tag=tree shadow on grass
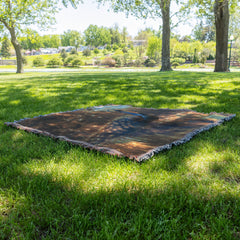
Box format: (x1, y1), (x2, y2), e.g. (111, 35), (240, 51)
(0, 72), (190, 122)
(1, 139), (240, 239)
(1, 125), (239, 239)
(1, 71), (239, 170)
(1, 71), (239, 150)
(0, 71), (213, 119)
(0, 71), (240, 239)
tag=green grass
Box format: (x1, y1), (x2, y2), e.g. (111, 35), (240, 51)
(176, 63), (215, 69)
(0, 65), (17, 69)
(0, 71), (239, 239)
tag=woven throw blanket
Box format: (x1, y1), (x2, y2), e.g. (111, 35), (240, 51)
(5, 105), (235, 162)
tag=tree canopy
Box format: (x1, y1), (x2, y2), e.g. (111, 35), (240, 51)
(96, 0), (184, 71)
(84, 25), (111, 47)
(61, 30), (83, 49)
(0, 0), (59, 30)
(0, 36), (11, 59)
(0, 0), (83, 73)
(229, 5), (240, 40)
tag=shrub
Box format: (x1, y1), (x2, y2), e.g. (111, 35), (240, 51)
(94, 58), (101, 66)
(122, 47), (128, 53)
(120, 43), (126, 48)
(82, 49), (91, 57)
(147, 36), (161, 62)
(22, 56), (28, 65)
(47, 57), (62, 68)
(70, 48), (78, 55)
(171, 62), (180, 68)
(173, 50), (187, 59)
(60, 49), (68, 60)
(170, 58), (185, 65)
(208, 54), (215, 60)
(193, 55), (199, 63)
(232, 48), (240, 62)
(126, 60), (134, 67)
(33, 56), (45, 67)
(102, 57), (116, 67)
(200, 56), (207, 64)
(114, 49), (124, 55)
(71, 57), (83, 67)
(112, 44), (119, 51)
(193, 49), (199, 63)
(94, 48), (99, 54)
(106, 45), (112, 51)
(112, 55), (123, 67)
(64, 56), (75, 66)
(144, 58), (156, 67)
(103, 49), (108, 55)
(133, 58), (143, 67)
(129, 43), (134, 50)
(64, 56), (83, 67)
(123, 53), (130, 67)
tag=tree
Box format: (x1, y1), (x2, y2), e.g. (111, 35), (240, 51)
(20, 29), (42, 51)
(146, 36), (162, 63)
(1, 36), (11, 59)
(180, 35), (193, 42)
(229, 5), (240, 40)
(121, 27), (129, 44)
(61, 30), (83, 49)
(193, 21), (215, 42)
(60, 49), (68, 60)
(96, 0), (177, 71)
(159, 0), (172, 71)
(84, 25), (111, 47)
(134, 28), (154, 45)
(40, 34), (61, 48)
(0, 0), (60, 73)
(0, 0), (82, 73)
(109, 24), (121, 45)
(188, 0), (239, 72)
(214, 0), (229, 71)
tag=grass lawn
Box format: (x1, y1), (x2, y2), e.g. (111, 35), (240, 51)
(0, 71), (239, 239)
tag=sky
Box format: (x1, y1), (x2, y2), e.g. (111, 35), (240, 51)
(40, 1), (195, 37)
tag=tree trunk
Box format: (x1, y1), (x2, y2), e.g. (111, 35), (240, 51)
(9, 27), (24, 73)
(160, 0), (172, 71)
(214, 0), (229, 72)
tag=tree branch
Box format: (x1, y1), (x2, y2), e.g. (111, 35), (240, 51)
(0, 17), (11, 30)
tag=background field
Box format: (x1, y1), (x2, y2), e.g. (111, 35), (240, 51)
(0, 71), (239, 239)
